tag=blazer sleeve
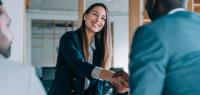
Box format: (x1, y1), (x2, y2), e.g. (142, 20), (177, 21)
(129, 26), (169, 95)
(59, 32), (96, 78)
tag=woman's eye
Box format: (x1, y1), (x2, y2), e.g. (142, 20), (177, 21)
(101, 17), (106, 21)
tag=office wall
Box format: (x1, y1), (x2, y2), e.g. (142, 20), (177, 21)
(111, 16), (129, 72)
(3, 0), (25, 63)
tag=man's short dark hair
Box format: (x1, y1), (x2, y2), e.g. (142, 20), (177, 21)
(0, 0), (2, 5)
(160, 0), (188, 9)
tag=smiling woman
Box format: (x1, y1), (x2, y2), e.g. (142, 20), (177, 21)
(48, 3), (128, 95)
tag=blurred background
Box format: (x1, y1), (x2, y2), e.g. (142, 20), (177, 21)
(3, 0), (200, 94)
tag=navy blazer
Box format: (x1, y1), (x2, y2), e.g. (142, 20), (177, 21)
(48, 29), (103, 95)
(129, 11), (200, 95)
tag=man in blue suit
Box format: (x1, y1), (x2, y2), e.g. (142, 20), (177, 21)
(129, 0), (200, 95)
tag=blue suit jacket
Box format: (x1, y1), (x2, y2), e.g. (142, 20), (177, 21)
(129, 11), (200, 95)
(48, 29), (103, 95)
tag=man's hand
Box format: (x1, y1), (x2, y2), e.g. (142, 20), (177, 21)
(111, 71), (129, 93)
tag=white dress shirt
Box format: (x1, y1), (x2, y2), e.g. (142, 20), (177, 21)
(168, 8), (186, 15)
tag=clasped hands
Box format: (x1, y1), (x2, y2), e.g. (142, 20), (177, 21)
(110, 71), (129, 93)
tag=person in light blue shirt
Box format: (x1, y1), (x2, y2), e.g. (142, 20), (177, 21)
(0, 0), (46, 95)
(129, 0), (200, 95)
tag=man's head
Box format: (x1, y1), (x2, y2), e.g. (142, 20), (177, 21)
(0, 0), (13, 58)
(145, 0), (188, 20)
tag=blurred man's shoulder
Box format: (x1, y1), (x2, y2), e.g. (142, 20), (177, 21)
(0, 58), (34, 72)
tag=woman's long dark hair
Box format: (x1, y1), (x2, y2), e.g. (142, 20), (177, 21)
(80, 3), (112, 69)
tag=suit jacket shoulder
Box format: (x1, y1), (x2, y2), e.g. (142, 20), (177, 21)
(0, 58), (46, 95)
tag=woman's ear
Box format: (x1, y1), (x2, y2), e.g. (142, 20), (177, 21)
(83, 14), (87, 21)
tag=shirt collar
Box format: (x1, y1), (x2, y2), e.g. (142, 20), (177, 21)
(168, 8), (186, 15)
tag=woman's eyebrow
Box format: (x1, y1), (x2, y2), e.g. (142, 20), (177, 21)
(91, 11), (106, 17)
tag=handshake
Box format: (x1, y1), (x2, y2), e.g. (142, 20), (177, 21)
(110, 71), (129, 93)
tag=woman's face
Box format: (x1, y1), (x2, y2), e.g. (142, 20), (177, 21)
(84, 6), (106, 33)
